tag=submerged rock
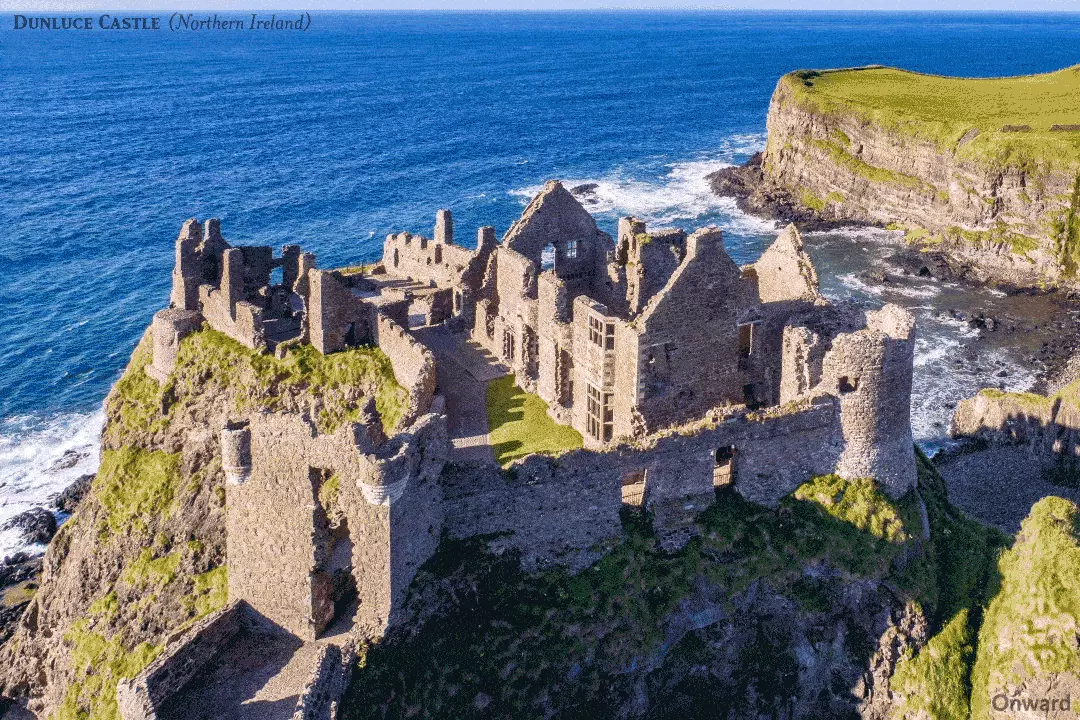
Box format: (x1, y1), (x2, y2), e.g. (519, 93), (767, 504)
(1, 509), (56, 546)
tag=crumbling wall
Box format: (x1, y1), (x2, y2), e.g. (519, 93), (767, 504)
(225, 418), (324, 641)
(617, 218), (688, 316)
(633, 228), (755, 432)
(308, 269), (377, 355)
(227, 409), (448, 642)
(753, 224), (822, 304)
(291, 643), (357, 720)
(374, 314), (436, 425)
(116, 602), (244, 720)
(443, 396), (844, 561)
(146, 308), (202, 383)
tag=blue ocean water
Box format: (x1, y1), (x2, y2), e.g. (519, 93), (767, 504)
(2, 11), (1080, 555)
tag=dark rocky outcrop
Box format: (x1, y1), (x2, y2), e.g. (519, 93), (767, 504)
(1, 509), (56, 546)
(53, 474), (94, 515)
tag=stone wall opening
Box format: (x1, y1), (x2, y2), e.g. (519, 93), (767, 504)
(621, 469), (647, 508)
(713, 445), (736, 488)
(838, 375), (859, 394)
(739, 323), (754, 358)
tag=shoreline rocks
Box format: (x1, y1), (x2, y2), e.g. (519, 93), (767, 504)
(1, 509), (56, 548)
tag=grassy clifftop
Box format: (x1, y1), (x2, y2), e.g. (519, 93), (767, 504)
(783, 65), (1080, 170)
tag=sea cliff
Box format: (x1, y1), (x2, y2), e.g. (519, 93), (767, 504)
(712, 65), (1080, 288)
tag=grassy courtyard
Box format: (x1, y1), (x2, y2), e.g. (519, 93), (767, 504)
(486, 375), (583, 467)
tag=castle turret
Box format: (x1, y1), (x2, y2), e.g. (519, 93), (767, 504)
(825, 304), (917, 497)
(434, 209), (453, 246)
(146, 308), (202, 383)
(221, 424), (252, 486)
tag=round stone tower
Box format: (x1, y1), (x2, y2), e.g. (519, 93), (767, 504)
(824, 304), (917, 497)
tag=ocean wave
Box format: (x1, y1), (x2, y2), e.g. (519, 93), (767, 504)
(510, 147), (777, 236)
(0, 410), (102, 560)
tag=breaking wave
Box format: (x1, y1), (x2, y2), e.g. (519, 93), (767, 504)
(510, 135), (776, 236)
(0, 410), (102, 560)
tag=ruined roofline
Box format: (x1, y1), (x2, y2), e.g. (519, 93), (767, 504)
(634, 226), (732, 325)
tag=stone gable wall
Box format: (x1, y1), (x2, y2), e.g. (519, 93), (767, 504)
(633, 228), (755, 432)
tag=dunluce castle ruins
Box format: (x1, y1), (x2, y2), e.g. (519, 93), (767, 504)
(117, 181), (917, 719)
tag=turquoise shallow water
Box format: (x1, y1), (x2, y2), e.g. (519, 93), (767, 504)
(2, 11), (1080, 555)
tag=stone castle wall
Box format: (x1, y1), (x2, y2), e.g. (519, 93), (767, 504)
(374, 314), (436, 426)
(224, 409), (448, 642)
(116, 601), (245, 720)
(443, 395), (844, 562)
(633, 228), (754, 432)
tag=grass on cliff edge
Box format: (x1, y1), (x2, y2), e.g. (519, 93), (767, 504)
(486, 375), (583, 467)
(106, 327), (408, 443)
(785, 65), (1080, 168)
(969, 496), (1080, 720)
(341, 469), (973, 719)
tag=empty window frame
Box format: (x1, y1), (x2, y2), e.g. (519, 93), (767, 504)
(586, 384), (613, 442)
(589, 316), (604, 346)
(566, 239), (579, 259)
(838, 376), (859, 394)
(738, 323), (754, 358)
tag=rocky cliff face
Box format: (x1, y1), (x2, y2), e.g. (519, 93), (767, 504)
(714, 68), (1080, 289)
(340, 455), (1004, 720)
(0, 326), (404, 719)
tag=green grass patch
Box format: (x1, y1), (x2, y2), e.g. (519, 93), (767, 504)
(785, 65), (1080, 170)
(942, 223), (1041, 256)
(1, 582), (37, 608)
(799, 187), (826, 213)
(891, 609), (974, 720)
(810, 137), (939, 194)
(186, 565), (228, 619)
(121, 547), (183, 589)
(174, 328), (408, 434)
(104, 334), (170, 443)
(970, 496), (1080, 719)
(93, 447), (182, 538)
(486, 375), (583, 467)
(55, 621), (162, 720)
(792, 474), (909, 543)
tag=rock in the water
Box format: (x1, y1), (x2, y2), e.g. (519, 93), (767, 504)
(53, 474), (93, 515)
(46, 449), (86, 474)
(569, 182), (598, 196)
(1, 509), (57, 546)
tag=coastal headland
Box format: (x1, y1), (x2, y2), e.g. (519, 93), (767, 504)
(711, 64), (1080, 290)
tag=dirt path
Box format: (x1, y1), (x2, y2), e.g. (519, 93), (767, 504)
(413, 326), (508, 466)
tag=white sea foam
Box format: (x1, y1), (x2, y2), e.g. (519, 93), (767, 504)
(510, 142), (777, 236)
(0, 410), (102, 560)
